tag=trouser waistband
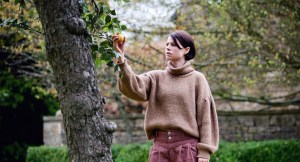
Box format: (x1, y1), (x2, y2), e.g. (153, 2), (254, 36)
(154, 130), (198, 143)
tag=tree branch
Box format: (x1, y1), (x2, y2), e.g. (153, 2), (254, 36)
(125, 54), (154, 69)
(127, 28), (238, 36)
(217, 91), (300, 107)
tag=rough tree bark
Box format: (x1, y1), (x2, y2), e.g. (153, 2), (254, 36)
(33, 0), (116, 161)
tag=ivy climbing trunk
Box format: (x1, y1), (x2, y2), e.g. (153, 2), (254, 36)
(34, 0), (116, 161)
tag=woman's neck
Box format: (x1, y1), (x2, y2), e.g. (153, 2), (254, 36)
(170, 59), (186, 68)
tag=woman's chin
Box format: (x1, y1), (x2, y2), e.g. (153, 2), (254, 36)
(166, 58), (172, 62)
(165, 55), (172, 60)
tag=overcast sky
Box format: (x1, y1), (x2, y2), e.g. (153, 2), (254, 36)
(109, 0), (181, 31)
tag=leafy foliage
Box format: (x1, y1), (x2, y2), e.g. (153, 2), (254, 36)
(0, 70), (59, 162)
(1, 0), (129, 72)
(1, 142), (28, 162)
(0, 18), (59, 162)
(175, 0), (300, 104)
(0, 31), (58, 111)
(26, 146), (69, 162)
(80, 1), (128, 70)
(26, 140), (300, 162)
(113, 142), (151, 162)
(210, 140), (300, 162)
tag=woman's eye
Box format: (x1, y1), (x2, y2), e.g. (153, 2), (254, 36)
(166, 42), (176, 47)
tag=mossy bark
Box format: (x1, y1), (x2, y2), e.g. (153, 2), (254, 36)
(33, 0), (116, 161)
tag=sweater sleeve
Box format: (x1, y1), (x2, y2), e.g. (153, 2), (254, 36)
(117, 61), (152, 101)
(196, 77), (219, 159)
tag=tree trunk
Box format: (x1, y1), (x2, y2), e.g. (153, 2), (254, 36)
(33, 0), (116, 161)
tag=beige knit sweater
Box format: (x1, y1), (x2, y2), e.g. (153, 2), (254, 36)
(118, 60), (219, 159)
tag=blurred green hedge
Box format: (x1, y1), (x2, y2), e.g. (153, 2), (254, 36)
(210, 140), (300, 162)
(26, 140), (300, 162)
(26, 146), (68, 162)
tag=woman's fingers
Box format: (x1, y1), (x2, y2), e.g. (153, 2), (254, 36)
(122, 37), (126, 44)
(112, 35), (119, 42)
(112, 34), (125, 44)
(112, 34), (126, 54)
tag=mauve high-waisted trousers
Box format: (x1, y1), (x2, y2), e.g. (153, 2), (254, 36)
(148, 130), (198, 162)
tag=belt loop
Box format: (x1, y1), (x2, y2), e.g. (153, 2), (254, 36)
(155, 130), (158, 138)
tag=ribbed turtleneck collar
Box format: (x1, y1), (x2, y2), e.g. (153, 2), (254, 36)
(166, 61), (194, 75)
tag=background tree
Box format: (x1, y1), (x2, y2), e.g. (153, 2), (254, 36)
(175, 0), (300, 110)
(0, 2), (59, 161)
(110, 0), (299, 111)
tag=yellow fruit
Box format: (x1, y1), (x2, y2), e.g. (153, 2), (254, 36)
(117, 33), (124, 44)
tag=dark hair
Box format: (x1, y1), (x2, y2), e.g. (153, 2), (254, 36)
(169, 30), (196, 61)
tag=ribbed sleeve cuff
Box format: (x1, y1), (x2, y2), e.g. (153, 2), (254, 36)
(117, 59), (129, 71)
(197, 150), (210, 159)
(197, 143), (218, 159)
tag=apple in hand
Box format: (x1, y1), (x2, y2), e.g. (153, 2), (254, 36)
(117, 33), (125, 44)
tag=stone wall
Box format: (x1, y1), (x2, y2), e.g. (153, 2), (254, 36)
(218, 110), (300, 141)
(43, 116), (66, 146)
(43, 110), (300, 146)
(43, 114), (147, 146)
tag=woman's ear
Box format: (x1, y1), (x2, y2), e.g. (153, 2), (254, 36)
(185, 47), (190, 54)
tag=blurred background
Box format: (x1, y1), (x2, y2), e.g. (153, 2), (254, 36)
(1, 0), (299, 161)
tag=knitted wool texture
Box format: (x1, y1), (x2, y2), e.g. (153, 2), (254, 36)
(118, 60), (219, 159)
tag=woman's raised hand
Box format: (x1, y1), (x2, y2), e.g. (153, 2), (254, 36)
(112, 34), (126, 64)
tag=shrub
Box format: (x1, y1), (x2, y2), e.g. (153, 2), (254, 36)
(210, 140), (300, 162)
(0, 72), (59, 162)
(26, 146), (68, 162)
(1, 142), (28, 162)
(26, 140), (300, 162)
(210, 140), (240, 162)
(113, 142), (152, 162)
(236, 140), (300, 162)
(111, 144), (125, 161)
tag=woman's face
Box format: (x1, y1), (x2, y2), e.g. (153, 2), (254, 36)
(165, 36), (189, 62)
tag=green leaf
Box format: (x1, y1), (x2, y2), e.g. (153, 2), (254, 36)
(108, 24), (115, 33)
(114, 65), (120, 72)
(98, 46), (105, 53)
(105, 15), (111, 24)
(91, 44), (98, 52)
(107, 61), (114, 67)
(100, 40), (109, 46)
(100, 14), (107, 22)
(86, 14), (93, 20)
(111, 10), (116, 15)
(120, 25), (127, 30)
(112, 18), (119, 23)
(100, 53), (110, 61)
(95, 58), (101, 68)
(103, 26), (108, 32)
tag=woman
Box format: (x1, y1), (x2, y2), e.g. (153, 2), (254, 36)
(112, 30), (219, 162)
